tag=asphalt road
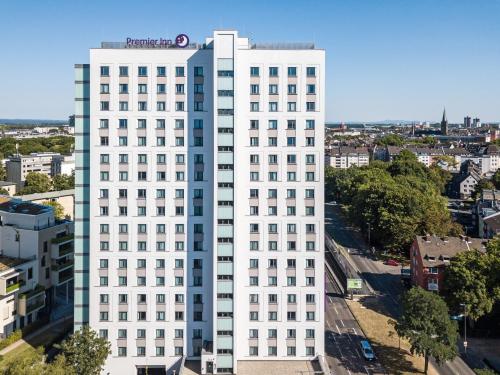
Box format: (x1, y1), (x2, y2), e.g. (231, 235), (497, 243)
(325, 270), (385, 375)
(325, 202), (476, 375)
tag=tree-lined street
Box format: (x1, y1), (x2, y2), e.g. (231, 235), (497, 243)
(325, 202), (476, 375)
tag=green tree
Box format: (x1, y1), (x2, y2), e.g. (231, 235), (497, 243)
(395, 287), (458, 374)
(0, 163), (6, 181)
(429, 165), (452, 194)
(492, 169), (500, 190)
(59, 325), (111, 375)
(42, 200), (65, 220)
(0, 187), (9, 195)
(18, 172), (52, 194)
(0, 136), (74, 160)
(53, 173), (74, 191)
(46, 354), (76, 375)
(472, 179), (495, 199)
(325, 153), (460, 253)
(422, 136), (437, 145)
(2, 347), (73, 375)
(474, 368), (497, 375)
(444, 238), (500, 320)
(376, 134), (404, 146)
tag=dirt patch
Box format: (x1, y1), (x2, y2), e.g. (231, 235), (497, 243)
(346, 296), (438, 375)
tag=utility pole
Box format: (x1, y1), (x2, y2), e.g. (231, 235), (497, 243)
(367, 223), (371, 245)
(464, 304), (467, 354)
(461, 303), (468, 354)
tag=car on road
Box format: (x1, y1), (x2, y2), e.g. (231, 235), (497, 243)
(360, 340), (376, 361)
(384, 259), (400, 266)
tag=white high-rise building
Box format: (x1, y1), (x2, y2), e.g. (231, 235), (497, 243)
(75, 30), (325, 374)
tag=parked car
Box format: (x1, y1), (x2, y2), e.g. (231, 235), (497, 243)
(384, 259), (400, 266)
(360, 340), (376, 361)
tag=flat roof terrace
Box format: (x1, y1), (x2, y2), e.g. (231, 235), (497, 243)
(0, 197), (52, 216)
(0, 256), (30, 272)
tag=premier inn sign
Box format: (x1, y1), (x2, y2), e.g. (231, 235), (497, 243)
(126, 34), (189, 48)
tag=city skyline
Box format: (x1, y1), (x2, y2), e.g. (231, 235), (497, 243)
(0, 0), (499, 122)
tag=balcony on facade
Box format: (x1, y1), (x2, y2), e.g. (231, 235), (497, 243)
(18, 284), (46, 316)
(0, 275), (23, 296)
(51, 234), (74, 258)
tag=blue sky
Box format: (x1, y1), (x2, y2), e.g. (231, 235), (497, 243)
(0, 0), (499, 122)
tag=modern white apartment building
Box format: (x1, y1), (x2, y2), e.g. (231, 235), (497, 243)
(75, 30), (325, 375)
(0, 196), (74, 337)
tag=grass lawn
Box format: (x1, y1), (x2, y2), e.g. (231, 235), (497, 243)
(0, 318), (72, 371)
(346, 296), (438, 375)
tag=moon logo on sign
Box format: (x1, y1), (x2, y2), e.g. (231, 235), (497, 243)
(175, 34), (189, 48)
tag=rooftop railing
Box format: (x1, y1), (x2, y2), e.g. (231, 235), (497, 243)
(251, 42), (315, 50)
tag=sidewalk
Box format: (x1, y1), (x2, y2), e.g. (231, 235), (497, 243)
(0, 315), (72, 356)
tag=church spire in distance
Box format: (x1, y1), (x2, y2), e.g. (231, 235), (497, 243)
(441, 107), (448, 135)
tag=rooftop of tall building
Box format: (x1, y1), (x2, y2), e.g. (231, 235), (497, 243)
(0, 197), (52, 216)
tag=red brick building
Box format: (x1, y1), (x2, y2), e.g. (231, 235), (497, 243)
(410, 235), (486, 293)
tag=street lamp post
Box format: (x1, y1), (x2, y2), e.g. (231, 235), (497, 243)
(460, 303), (467, 354)
(367, 223), (371, 245)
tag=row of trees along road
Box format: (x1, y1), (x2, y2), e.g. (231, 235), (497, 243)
(325, 149), (462, 253)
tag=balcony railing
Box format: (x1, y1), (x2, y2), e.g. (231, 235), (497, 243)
(6, 282), (21, 294)
(19, 284), (45, 300)
(51, 234), (74, 244)
(26, 299), (45, 313)
(51, 259), (74, 271)
(58, 273), (73, 284)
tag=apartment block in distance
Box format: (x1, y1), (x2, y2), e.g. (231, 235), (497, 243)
(325, 146), (369, 169)
(0, 196), (74, 338)
(75, 30), (325, 375)
(6, 152), (73, 189)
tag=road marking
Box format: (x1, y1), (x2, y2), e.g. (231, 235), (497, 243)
(335, 324), (341, 335)
(354, 348), (361, 359)
(364, 366), (370, 375)
(352, 328), (357, 335)
(328, 296), (333, 303)
(333, 306), (339, 315)
(340, 319), (345, 327)
(336, 341), (344, 358)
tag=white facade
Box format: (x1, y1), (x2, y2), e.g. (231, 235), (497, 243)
(0, 198), (74, 338)
(326, 147), (369, 169)
(460, 174), (480, 198)
(6, 152), (66, 189)
(81, 30), (324, 374)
